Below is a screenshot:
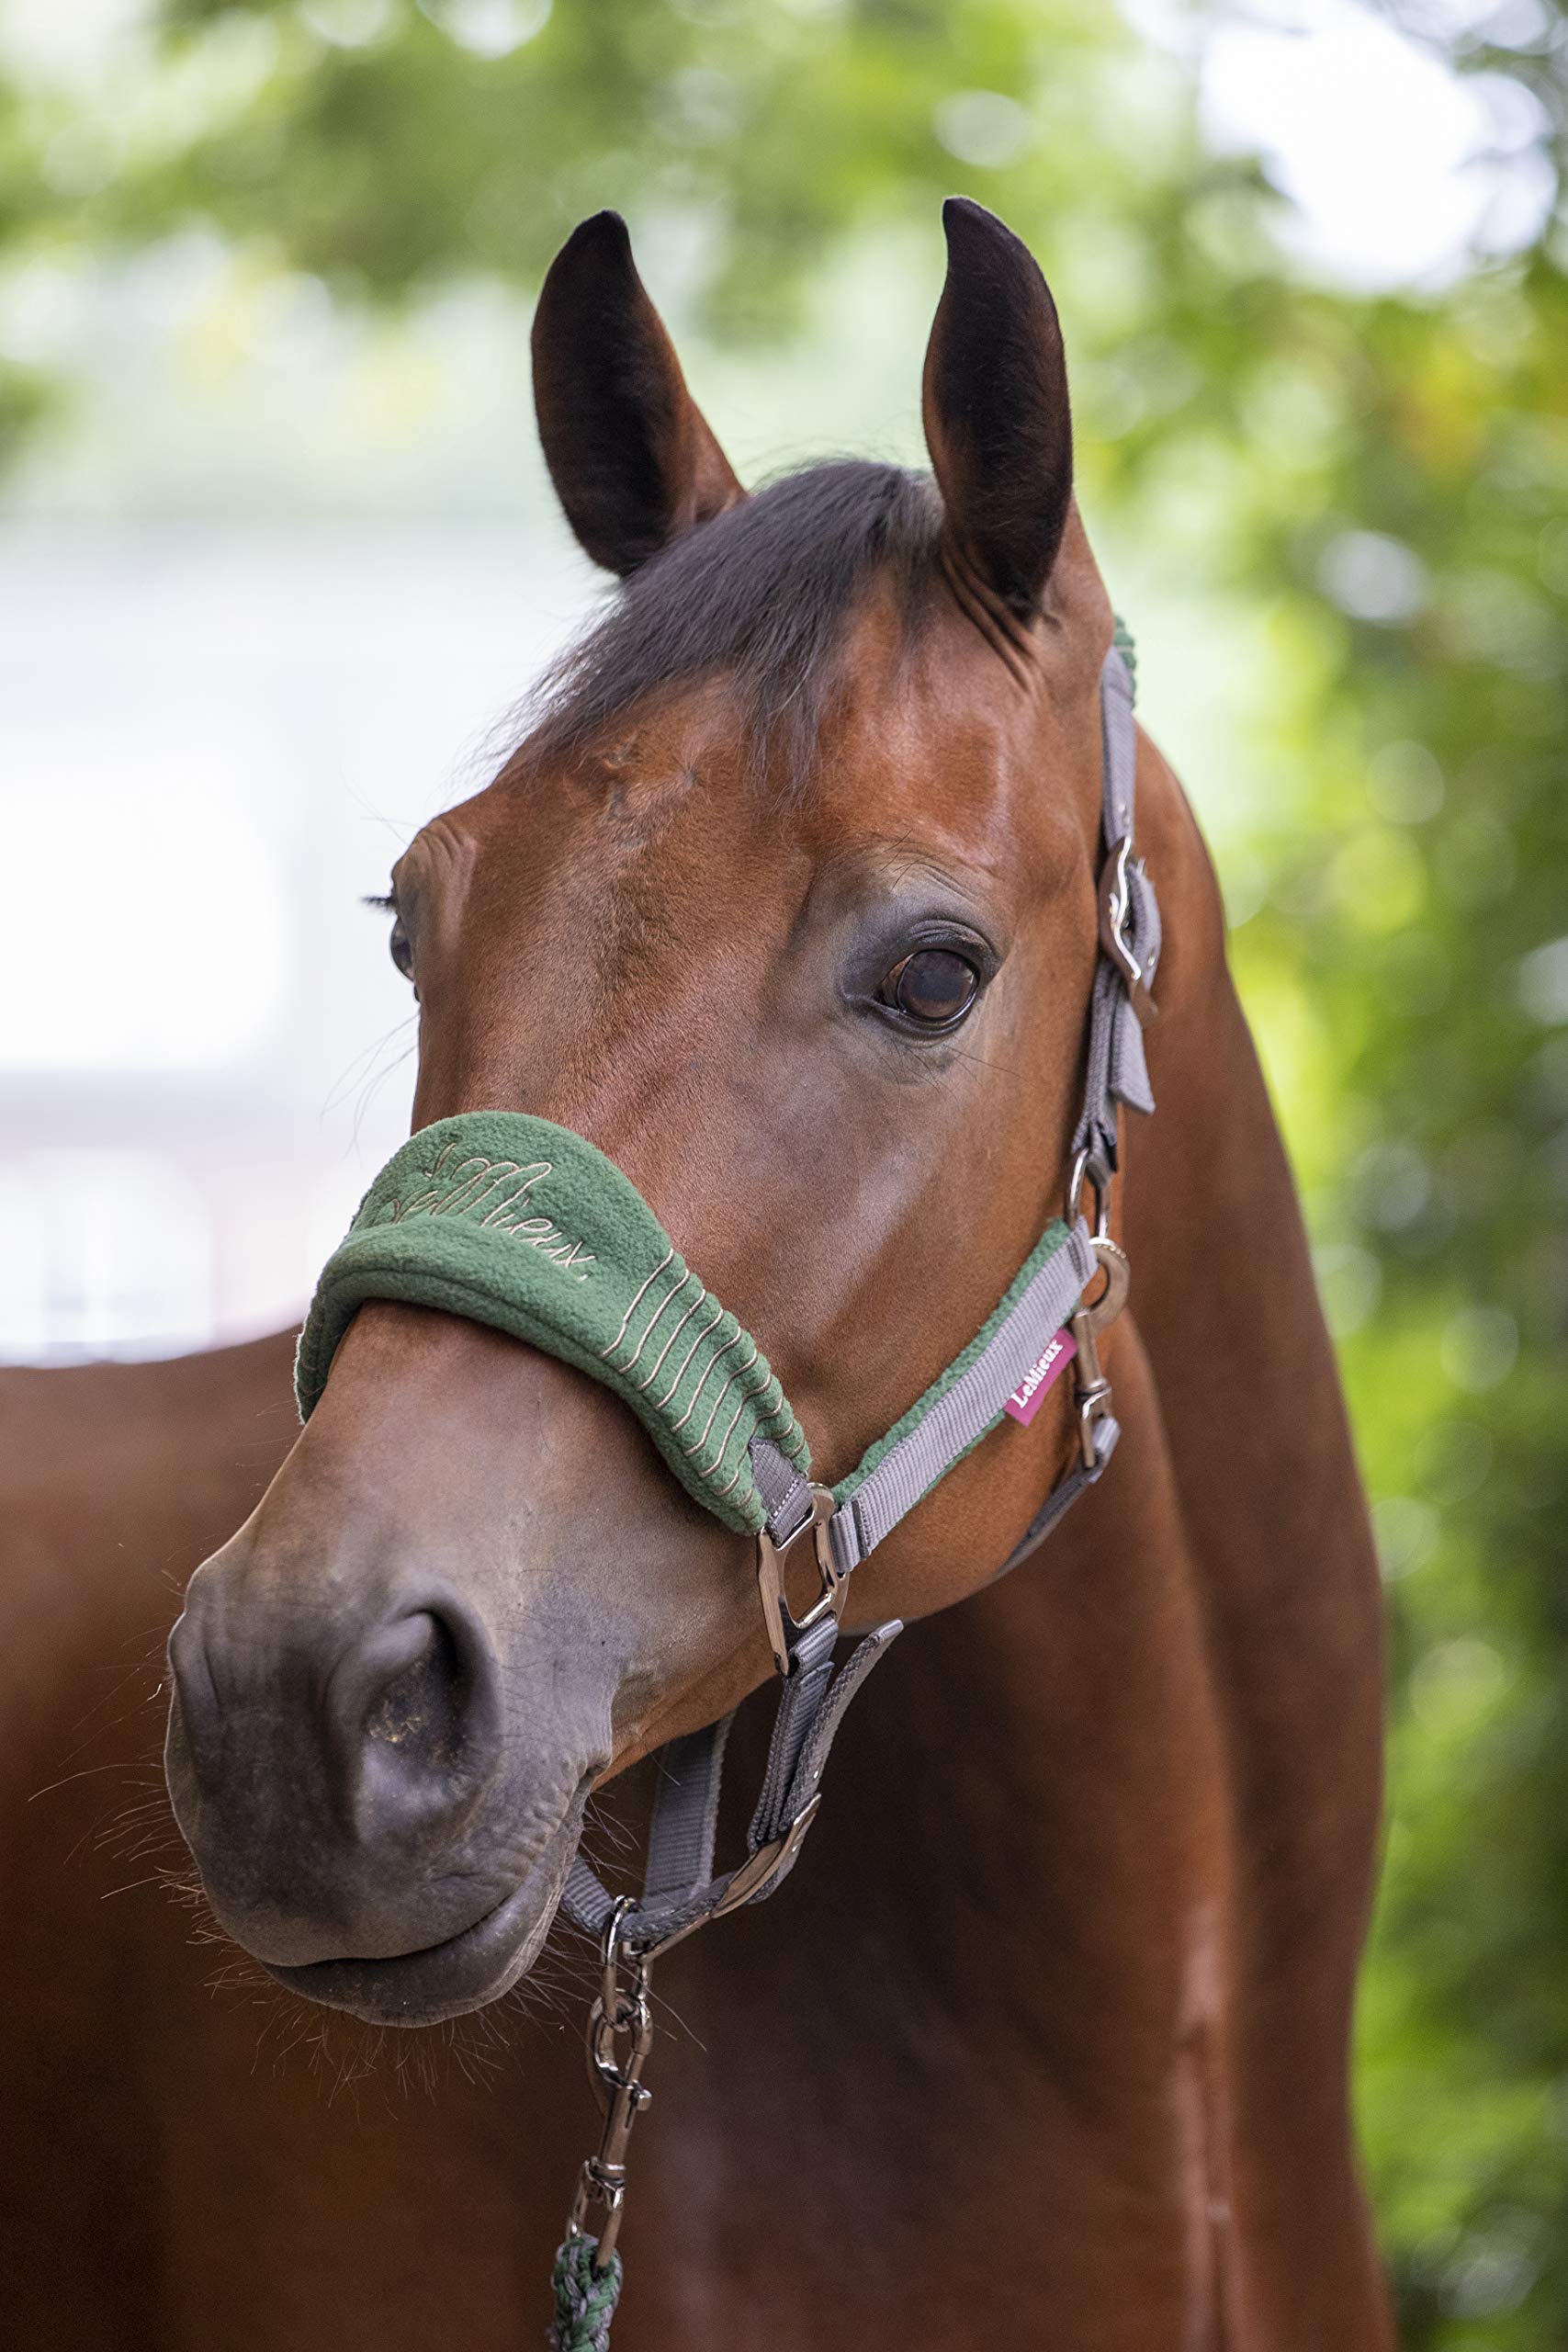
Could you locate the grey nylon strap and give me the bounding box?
[1074,646,1158,1170]
[744,1216,1095,1577]
[640,1716,733,1898]
[829,1218,1094,1573]
[994,1410,1120,1578]
[749,1435,816,1544]
[561,1615,901,1952]
[1102,642,1137,840]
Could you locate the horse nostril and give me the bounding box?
[326,1596,502,1846]
[365,1613,466,1766]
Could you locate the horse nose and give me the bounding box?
[168,1581,504,1861]
[322,1598,503,1846]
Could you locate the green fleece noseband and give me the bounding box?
[296,1113,808,1532]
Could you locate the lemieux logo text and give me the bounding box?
[1003,1329,1077,1429]
[378,1148,595,1280]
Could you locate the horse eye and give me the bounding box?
[389,919,414,983]
[880,947,980,1030]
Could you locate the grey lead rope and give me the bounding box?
[549,638,1154,2343]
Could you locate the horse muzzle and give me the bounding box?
[164,1538,597,2023]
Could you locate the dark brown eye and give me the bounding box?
[389,918,414,983]
[881,947,981,1030]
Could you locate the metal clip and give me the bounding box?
[564,1901,657,2275]
[755,1484,843,1679]
[1098,835,1157,1029]
[1068,1235,1132,1471]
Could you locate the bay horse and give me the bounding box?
[15,199,1391,2346]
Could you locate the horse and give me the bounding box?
[12,197,1392,2346]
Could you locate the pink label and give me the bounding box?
[1003,1329,1077,1428]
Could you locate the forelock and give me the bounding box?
[523,460,944,789]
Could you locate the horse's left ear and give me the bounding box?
[532,210,745,577]
[921,198,1073,618]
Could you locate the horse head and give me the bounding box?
[165,200,1134,2026]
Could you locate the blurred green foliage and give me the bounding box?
[4,0,1567,2340]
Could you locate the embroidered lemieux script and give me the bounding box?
[379,1146,595,1280]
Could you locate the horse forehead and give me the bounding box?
[462,761,794,944]
[451,624,1088,923]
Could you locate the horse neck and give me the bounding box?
[1121,728,1385,1962]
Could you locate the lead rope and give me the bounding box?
[547,1903,649,2348]
[547,635,1156,2345]
[548,2241,623,2352]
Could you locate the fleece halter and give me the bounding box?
[298,634,1157,2339]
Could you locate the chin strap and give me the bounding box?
[550,638,1157,2341]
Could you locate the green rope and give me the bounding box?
[548,2236,623,2352]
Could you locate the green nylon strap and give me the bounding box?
[296,1113,807,1534]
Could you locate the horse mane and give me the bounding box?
[525,459,943,786]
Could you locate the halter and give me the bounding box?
[298,634,1157,2348]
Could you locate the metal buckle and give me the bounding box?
[625,1792,826,1966]
[1098,834,1157,1029]
[709,1793,822,1922]
[755,1484,842,1678]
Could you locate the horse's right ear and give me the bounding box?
[532,212,745,577]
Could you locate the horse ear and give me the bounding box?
[921,198,1073,618]
[532,211,745,577]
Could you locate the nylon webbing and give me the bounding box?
[742,1216,1095,1579]
[560,1616,902,1953]
[1074,645,1158,1170]
[995,1410,1120,1577]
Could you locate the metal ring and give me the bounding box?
[1066,1148,1112,1240]
[1077,1236,1131,1334]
